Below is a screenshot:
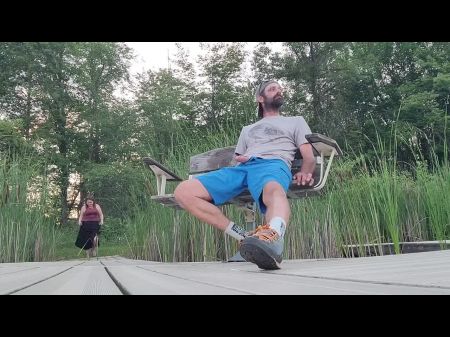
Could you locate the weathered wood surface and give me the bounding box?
[14,262,122,295]
[0,261,82,295]
[1,250,450,294]
[150,194,183,209]
[306,133,343,156]
[189,146,236,174]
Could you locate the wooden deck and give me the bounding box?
[1,250,450,294]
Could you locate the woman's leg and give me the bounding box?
[92,235,98,257]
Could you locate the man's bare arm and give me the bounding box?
[293,143,316,186]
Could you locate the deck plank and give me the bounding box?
[105,264,246,294]
[1,250,449,294]
[275,250,450,288]
[14,261,121,295]
[0,261,82,294]
[131,260,450,295]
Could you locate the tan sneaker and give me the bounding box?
[239,225,284,270]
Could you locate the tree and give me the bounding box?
[0,43,43,139]
[73,42,133,163]
[197,42,250,129]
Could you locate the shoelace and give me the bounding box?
[251,224,278,242]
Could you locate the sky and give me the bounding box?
[127,42,200,74]
[126,42,283,75]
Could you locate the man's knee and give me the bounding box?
[263,181,287,203]
[264,181,286,196]
[174,180,210,207]
[174,180,191,205]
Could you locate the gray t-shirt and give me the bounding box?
[235,116,312,169]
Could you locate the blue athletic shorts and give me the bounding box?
[195,157,292,214]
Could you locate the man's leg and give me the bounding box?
[262,181,290,227]
[240,181,288,267]
[174,179,246,241]
[174,179,230,230]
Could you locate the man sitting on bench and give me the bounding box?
[174,80,316,270]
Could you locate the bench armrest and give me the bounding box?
[143,157,182,181]
[306,133,343,156]
[143,157,182,196]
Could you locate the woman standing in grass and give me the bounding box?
[75,196,104,259]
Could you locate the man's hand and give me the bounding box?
[293,172,314,186]
[235,155,249,163]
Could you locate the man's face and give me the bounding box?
[262,82,284,108]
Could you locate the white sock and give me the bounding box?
[269,217,286,237]
[225,222,246,241]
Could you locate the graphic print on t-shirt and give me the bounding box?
[248,123,285,145]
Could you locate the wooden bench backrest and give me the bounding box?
[189,147,320,177]
[189,133,342,176]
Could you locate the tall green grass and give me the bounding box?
[3,113,448,262]
[0,155,58,262]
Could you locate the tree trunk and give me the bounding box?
[308,42,321,130]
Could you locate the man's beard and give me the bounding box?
[266,96,284,110]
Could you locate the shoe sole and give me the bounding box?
[239,241,281,270]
